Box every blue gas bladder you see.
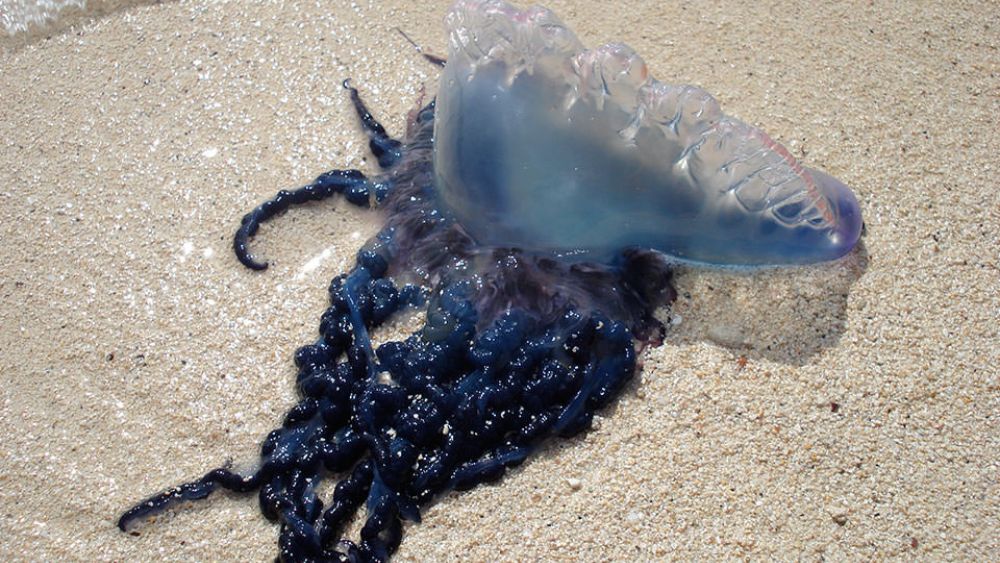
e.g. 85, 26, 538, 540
434, 1, 861, 266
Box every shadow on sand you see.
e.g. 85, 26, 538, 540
662, 240, 870, 366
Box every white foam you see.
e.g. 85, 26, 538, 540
1, 0, 86, 36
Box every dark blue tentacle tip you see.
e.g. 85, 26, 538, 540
233, 214, 269, 270
374, 143, 403, 170
424, 53, 447, 68
235, 250, 268, 270
236, 248, 269, 271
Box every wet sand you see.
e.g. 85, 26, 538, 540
1, 1, 997, 560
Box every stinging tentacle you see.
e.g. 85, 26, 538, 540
343, 79, 404, 170
233, 169, 379, 271
395, 28, 448, 68
117, 467, 265, 531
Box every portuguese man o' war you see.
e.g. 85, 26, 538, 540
117, 1, 863, 561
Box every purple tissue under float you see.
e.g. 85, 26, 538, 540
117, 1, 863, 562
436, 0, 862, 266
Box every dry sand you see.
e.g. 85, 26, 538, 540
1, 0, 997, 560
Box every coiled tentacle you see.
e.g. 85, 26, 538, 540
232, 169, 387, 271
233, 81, 404, 271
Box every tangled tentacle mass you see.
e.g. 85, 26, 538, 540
118, 84, 676, 562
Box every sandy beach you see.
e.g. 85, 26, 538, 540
1, 0, 997, 560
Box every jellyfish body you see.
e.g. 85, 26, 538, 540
118, 1, 862, 562
435, 0, 861, 266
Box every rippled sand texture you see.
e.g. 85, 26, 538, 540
1, 1, 997, 560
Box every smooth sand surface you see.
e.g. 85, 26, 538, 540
1, 1, 997, 560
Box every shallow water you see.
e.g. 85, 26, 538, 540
1, 0, 84, 35
0, 0, 153, 49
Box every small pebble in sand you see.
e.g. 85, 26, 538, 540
828, 504, 850, 525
